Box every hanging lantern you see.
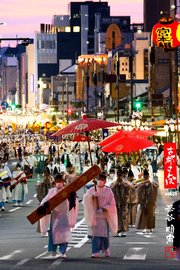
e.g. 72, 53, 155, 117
152, 17, 180, 50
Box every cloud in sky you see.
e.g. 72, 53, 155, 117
0, 0, 143, 41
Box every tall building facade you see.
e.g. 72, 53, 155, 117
69, 1, 110, 54
144, 0, 170, 32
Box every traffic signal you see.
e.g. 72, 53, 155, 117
134, 100, 142, 111
11, 102, 16, 110
67, 109, 72, 115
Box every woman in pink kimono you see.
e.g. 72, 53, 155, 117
41, 173, 78, 258
84, 173, 117, 258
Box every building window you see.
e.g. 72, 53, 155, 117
73, 13, 80, 18
73, 26, 80, 32
41, 40, 45, 49
65, 27, 71, 32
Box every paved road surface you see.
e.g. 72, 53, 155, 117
0, 169, 180, 270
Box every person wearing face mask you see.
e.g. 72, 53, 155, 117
83, 173, 118, 258
40, 173, 78, 258
146, 158, 153, 182
11, 163, 28, 206
106, 169, 116, 187
111, 168, 131, 237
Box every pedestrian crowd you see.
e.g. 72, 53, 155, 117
1, 136, 179, 259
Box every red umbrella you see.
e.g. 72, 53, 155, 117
131, 128, 157, 137
73, 134, 90, 142
52, 114, 120, 164
52, 114, 120, 136
99, 128, 157, 147
98, 130, 129, 147
101, 134, 154, 153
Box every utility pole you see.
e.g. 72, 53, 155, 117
150, 46, 155, 123
86, 60, 90, 113
129, 47, 134, 116
115, 52, 120, 122
66, 77, 69, 124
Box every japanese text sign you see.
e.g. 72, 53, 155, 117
152, 18, 180, 50
164, 143, 177, 189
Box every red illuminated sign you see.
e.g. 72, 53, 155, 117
164, 143, 177, 189
152, 17, 180, 50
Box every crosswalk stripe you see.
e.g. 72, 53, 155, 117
126, 242, 157, 245
35, 251, 48, 259
0, 250, 22, 260
123, 247, 147, 260
8, 207, 21, 212
74, 236, 89, 248
16, 258, 30, 266
25, 199, 33, 204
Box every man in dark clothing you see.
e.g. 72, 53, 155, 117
61, 149, 71, 168
49, 143, 56, 159
17, 144, 23, 160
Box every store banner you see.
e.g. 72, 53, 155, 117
164, 142, 177, 189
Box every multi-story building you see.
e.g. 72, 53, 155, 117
144, 0, 170, 32
69, 1, 110, 54
0, 45, 26, 106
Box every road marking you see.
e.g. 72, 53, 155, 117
136, 232, 156, 238
0, 250, 22, 260
123, 247, 147, 260
74, 236, 89, 248
126, 242, 157, 245
50, 259, 63, 267
16, 258, 30, 266
37, 218, 88, 259
25, 199, 33, 205
73, 217, 85, 229
8, 207, 21, 212
35, 251, 48, 259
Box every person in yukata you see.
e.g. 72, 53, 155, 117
83, 172, 117, 258
40, 173, 78, 258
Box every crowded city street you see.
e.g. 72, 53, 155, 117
0, 134, 179, 270
1, 0, 180, 269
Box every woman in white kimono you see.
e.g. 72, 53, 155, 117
12, 163, 28, 206
84, 173, 117, 258
41, 173, 78, 258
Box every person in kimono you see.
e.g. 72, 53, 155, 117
40, 173, 78, 258
127, 169, 138, 227
0, 163, 9, 211
11, 163, 28, 206
135, 169, 159, 233
83, 172, 117, 258
36, 172, 54, 237
111, 168, 130, 237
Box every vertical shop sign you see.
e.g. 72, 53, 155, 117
164, 142, 177, 189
